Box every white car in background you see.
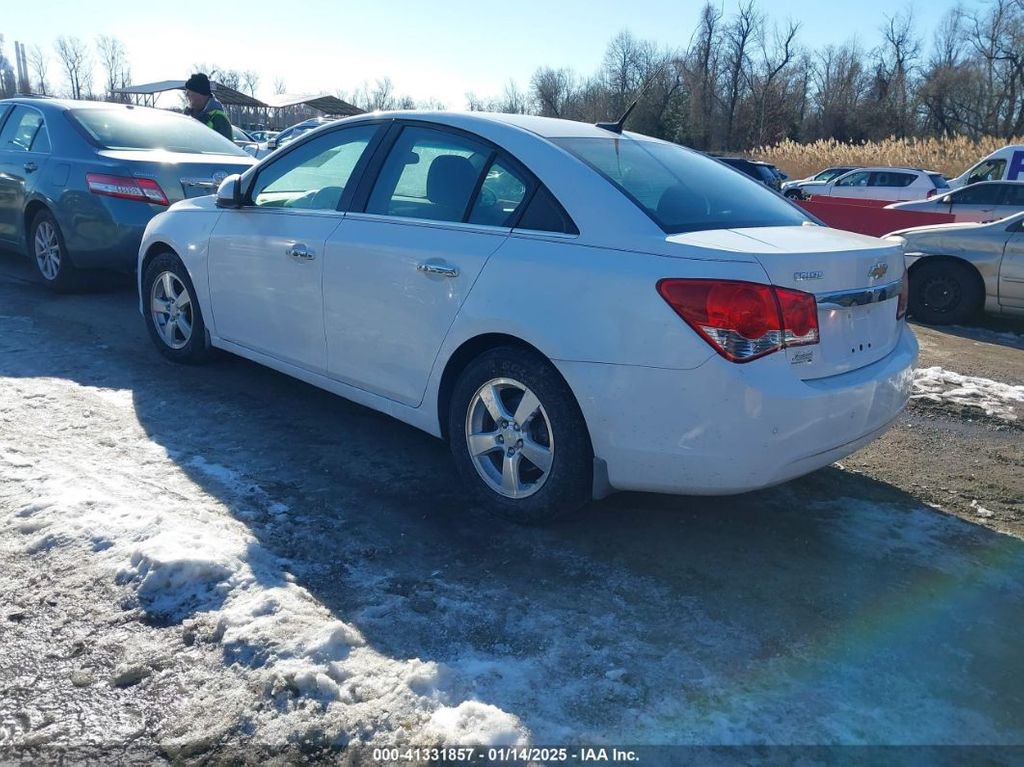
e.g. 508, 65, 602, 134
137, 112, 917, 523
886, 181, 1024, 223
781, 165, 859, 199
948, 145, 1024, 189
800, 167, 949, 202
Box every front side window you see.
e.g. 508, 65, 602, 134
0, 107, 45, 152
967, 160, 1006, 185
251, 124, 379, 210
1000, 184, 1024, 206
814, 167, 852, 182
952, 184, 1001, 205
366, 126, 490, 223
555, 138, 809, 234
834, 171, 871, 187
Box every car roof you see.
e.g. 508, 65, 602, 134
363, 110, 660, 141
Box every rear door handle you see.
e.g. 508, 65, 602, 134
287, 243, 315, 260
24, 162, 37, 173
417, 261, 459, 278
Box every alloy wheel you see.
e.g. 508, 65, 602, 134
465, 377, 554, 499
150, 271, 194, 350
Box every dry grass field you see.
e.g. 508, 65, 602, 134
752, 135, 1024, 180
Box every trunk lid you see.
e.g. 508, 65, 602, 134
667, 225, 906, 379
98, 149, 255, 203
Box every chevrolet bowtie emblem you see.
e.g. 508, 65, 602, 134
869, 262, 889, 280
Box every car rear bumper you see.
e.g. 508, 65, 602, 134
556, 326, 918, 496
57, 196, 163, 271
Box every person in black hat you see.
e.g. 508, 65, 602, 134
183, 73, 233, 141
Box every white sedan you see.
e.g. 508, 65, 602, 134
137, 112, 917, 523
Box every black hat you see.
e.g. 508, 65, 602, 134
184, 73, 211, 96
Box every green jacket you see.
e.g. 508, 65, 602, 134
188, 96, 232, 141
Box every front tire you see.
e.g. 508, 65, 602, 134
142, 252, 210, 364
448, 346, 592, 524
30, 209, 81, 293
908, 260, 983, 325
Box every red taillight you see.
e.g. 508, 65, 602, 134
897, 270, 909, 320
86, 173, 169, 206
926, 188, 937, 198
657, 279, 820, 363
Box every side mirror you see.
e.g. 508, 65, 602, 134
267, 138, 278, 150
940, 195, 952, 205
215, 174, 243, 209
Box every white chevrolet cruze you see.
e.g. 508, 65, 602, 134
138, 112, 918, 523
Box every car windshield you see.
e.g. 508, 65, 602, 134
69, 107, 248, 155
554, 137, 811, 234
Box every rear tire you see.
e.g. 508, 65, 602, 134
29, 209, 81, 293
448, 346, 592, 525
784, 189, 803, 200
908, 260, 983, 325
142, 252, 210, 364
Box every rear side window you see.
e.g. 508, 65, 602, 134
555, 138, 809, 234
468, 157, 529, 227
515, 186, 578, 234
0, 107, 45, 152
870, 171, 915, 187
0, 104, 10, 130
69, 107, 247, 156
366, 126, 489, 223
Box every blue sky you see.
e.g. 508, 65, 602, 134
5, 0, 970, 108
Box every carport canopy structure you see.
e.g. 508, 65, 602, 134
113, 81, 363, 129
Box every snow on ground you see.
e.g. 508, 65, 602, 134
0, 373, 526, 751
3, 309, 1024, 751
912, 366, 1024, 422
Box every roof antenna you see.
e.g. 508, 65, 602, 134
595, 56, 678, 134
596, 99, 639, 134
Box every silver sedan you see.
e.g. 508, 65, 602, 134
887, 211, 1024, 324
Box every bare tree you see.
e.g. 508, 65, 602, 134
242, 70, 260, 98
722, 1, 758, 147
27, 44, 50, 96
273, 77, 287, 95
96, 35, 130, 101
0, 36, 16, 98
54, 36, 92, 99
531, 67, 579, 118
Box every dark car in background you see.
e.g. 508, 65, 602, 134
0, 97, 255, 291
713, 156, 784, 191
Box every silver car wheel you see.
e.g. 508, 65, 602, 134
465, 377, 554, 499
150, 271, 194, 350
33, 220, 61, 281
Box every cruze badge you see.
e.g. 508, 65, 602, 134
794, 271, 824, 281
869, 262, 889, 280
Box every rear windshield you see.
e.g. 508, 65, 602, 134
68, 107, 247, 156
554, 137, 811, 234
929, 173, 950, 189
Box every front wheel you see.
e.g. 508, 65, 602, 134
908, 260, 983, 325
448, 347, 593, 524
142, 252, 210, 364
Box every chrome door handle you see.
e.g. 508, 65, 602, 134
24, 162, 37, 173
417, 261, 459, 278
287, 243, 315, 260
